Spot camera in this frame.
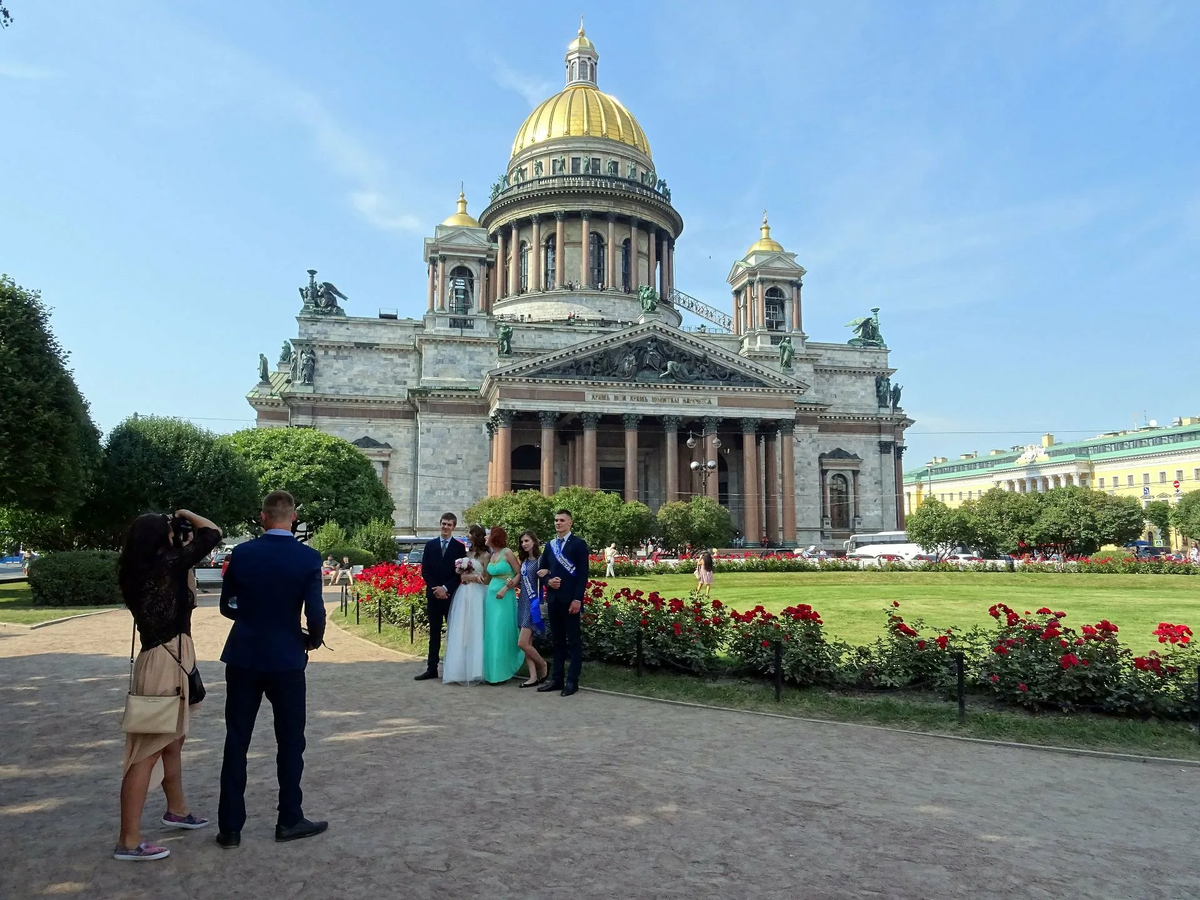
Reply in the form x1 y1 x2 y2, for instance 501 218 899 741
170 515 194 548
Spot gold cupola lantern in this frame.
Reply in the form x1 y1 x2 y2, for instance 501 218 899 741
441 188 480 227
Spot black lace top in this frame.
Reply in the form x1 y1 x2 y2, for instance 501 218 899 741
128 526 221 651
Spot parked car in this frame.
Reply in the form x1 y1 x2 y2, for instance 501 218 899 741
403 547 424 566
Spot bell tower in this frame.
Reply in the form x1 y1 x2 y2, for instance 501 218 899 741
565 19 598 86
727 211 807 352
423 188 495 321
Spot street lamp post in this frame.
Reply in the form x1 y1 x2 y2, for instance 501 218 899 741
686 431 721 491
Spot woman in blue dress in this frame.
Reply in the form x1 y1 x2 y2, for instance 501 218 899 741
509 531 548 688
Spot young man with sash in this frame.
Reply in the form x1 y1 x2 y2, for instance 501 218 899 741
536 509 590 696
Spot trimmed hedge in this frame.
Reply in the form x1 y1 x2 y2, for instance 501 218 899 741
27 550 121 607
323 546 378 568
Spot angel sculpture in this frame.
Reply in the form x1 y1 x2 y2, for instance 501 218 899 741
299 269 348 315
846 308 886 348
637 284 659 313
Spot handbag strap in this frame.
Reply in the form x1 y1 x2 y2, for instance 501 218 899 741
128 619 185 697
128 619 137 692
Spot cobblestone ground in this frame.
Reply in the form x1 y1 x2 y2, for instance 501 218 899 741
1 594 1198 899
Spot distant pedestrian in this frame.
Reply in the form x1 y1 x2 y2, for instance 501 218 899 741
695 550 714 599
604 543 617 578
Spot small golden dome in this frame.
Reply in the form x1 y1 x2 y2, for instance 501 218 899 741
747 211 784 254
441 190 480 227
511 84 651 158
567 21 595 54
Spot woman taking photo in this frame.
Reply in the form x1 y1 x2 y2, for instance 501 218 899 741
509 530 548 688
114 509 221 862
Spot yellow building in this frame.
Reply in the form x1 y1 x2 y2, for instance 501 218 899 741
903 417 1200 546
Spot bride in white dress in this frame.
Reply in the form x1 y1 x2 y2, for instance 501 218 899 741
442 524 491 685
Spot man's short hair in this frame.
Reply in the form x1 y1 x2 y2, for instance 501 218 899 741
440 512 458 525
554 509 573 520
262 490 296 524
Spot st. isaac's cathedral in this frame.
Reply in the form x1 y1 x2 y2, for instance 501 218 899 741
248 26 912 548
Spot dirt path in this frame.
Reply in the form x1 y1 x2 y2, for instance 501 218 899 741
1 592 1197 899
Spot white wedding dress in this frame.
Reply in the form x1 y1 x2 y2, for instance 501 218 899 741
442 567 486 685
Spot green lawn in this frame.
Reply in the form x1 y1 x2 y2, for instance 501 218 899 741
0 581 121 625
604 572 1200 654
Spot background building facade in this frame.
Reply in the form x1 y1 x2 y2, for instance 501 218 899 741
248 28 911 547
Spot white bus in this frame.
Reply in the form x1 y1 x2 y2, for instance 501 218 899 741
844 531 924 560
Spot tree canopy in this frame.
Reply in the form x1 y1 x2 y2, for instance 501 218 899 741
1170 491 1200 544
220 427 394 531
655 496 733 553
0 275 101 516
464 487 659 551
905 498 967 560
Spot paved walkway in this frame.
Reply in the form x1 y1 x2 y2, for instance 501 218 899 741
1 594 1197 899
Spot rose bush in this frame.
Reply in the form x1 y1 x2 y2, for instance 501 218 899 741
354 562 426 628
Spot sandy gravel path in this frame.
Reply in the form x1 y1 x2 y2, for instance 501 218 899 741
0 592 1196 899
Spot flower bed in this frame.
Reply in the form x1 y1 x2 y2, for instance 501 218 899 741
353 562 427 628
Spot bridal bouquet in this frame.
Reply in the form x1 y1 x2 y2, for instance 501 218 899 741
454 557 476 574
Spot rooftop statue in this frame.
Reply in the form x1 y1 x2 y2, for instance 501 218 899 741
299 269 348 316
637 284 659 313
890 383 903 412
778 336 794 370
279 340 294 366
497 323 513 356
298 348 316 386
258 353 269 383
846 307 886 348
875 373 891 407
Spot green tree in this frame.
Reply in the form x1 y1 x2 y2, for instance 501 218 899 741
1143 500 1172 547
1030 489 1099 557
463 490 554 539
309 522 347 556
687 496 733 551
1091 491 1146 549
966 488 1040 555
656 501 691 553
353 518 399 562
612 500 656 551
221 427 394 531
905 498 970 560
1171 490 1200 543
79 416 260 547
0 275 101 516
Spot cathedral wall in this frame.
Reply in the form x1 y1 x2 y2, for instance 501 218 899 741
419 337 499 385
306 415 418 531
415 412 489 530
308 346 420 397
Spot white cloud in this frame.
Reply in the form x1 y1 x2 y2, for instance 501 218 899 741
491 57 553 108
351 191 422 233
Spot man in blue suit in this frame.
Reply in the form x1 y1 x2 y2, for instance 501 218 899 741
216 490 328 848
536 508 591 696
415 512 467 680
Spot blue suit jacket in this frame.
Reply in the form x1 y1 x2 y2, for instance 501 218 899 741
538 533 591 604
220 533 326 672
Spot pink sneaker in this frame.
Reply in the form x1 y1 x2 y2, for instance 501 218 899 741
161 811 209 829
113 841 170 861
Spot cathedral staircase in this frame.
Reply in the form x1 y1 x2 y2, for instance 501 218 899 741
669 288 732 332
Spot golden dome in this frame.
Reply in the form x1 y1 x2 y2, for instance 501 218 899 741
441 190 480 227
748 211 784 254
567 22 595 54
511 84 651 159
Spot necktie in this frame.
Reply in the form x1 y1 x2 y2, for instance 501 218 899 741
441 540 448 554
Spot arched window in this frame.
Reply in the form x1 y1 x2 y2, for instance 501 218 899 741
830 474 851 530
765 286 786 331
448 265 474 313
589 232 606 289
544 235 556 290
621 238 631 291
570 61 578 81
518 242 529 292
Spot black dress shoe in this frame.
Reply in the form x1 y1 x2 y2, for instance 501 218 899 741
413 670 438 681
216 831 240 849
536 680 564 693
275 818 329 843
561 682 579 697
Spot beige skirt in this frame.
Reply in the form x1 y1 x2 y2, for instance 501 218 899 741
122 635 197 774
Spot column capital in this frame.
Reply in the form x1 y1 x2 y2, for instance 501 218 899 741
896 444 907 457
530 213 542 224
702 415 721 434
485 420 496 438
629 217 640 228
579 208 593 219
495 409 516 427
741 418 760 435
554 210 567 221
661 415 683 431
879 440 895 455
622 413 643 430
778 420 795 436
606 212 618 223
580 412 602 429
538 410 559 428
646 223 657 235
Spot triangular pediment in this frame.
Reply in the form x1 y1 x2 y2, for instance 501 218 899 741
426 227 491 251
488 321 809 392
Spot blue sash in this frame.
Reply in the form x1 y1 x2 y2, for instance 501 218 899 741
551 536 576 576
522 560 544 631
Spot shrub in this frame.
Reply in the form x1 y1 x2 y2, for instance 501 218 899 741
310 523 347 556
353 519 399 563
727 602 842 686
323 546 377 568
354 562 426 628
27 550 121 607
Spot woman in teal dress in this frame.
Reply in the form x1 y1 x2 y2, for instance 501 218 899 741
483 526 524 684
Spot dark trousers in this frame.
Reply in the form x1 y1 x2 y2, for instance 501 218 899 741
218 665 307 833
425 593 451 673
546 595 582 684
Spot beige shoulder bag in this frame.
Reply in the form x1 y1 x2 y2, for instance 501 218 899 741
120 621 183 734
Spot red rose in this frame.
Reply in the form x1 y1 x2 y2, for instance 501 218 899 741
1018 683 1028 692
761 640 770 648
639 618 649 627
917 640 926 650
990 674 999 683
614 619 622 626
672 623 682 636
935 635 949 650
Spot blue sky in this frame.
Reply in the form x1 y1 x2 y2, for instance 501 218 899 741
2 0 1198 469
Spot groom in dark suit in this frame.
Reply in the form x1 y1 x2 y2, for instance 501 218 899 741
537 508 591 696
415 512 467 680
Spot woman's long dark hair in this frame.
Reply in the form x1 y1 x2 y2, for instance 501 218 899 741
117 513 171 608
468 524 488 556
701 551 713 571
518 530 541 563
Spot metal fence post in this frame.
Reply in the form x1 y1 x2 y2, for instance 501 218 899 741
1196 665 1200 742
636 630 644 678
409 605 415 644
355 592 360 625
774 640 783 702
377 593 383 634
956 652 966 723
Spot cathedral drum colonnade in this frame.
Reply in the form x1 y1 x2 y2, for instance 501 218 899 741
247 26 911 550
